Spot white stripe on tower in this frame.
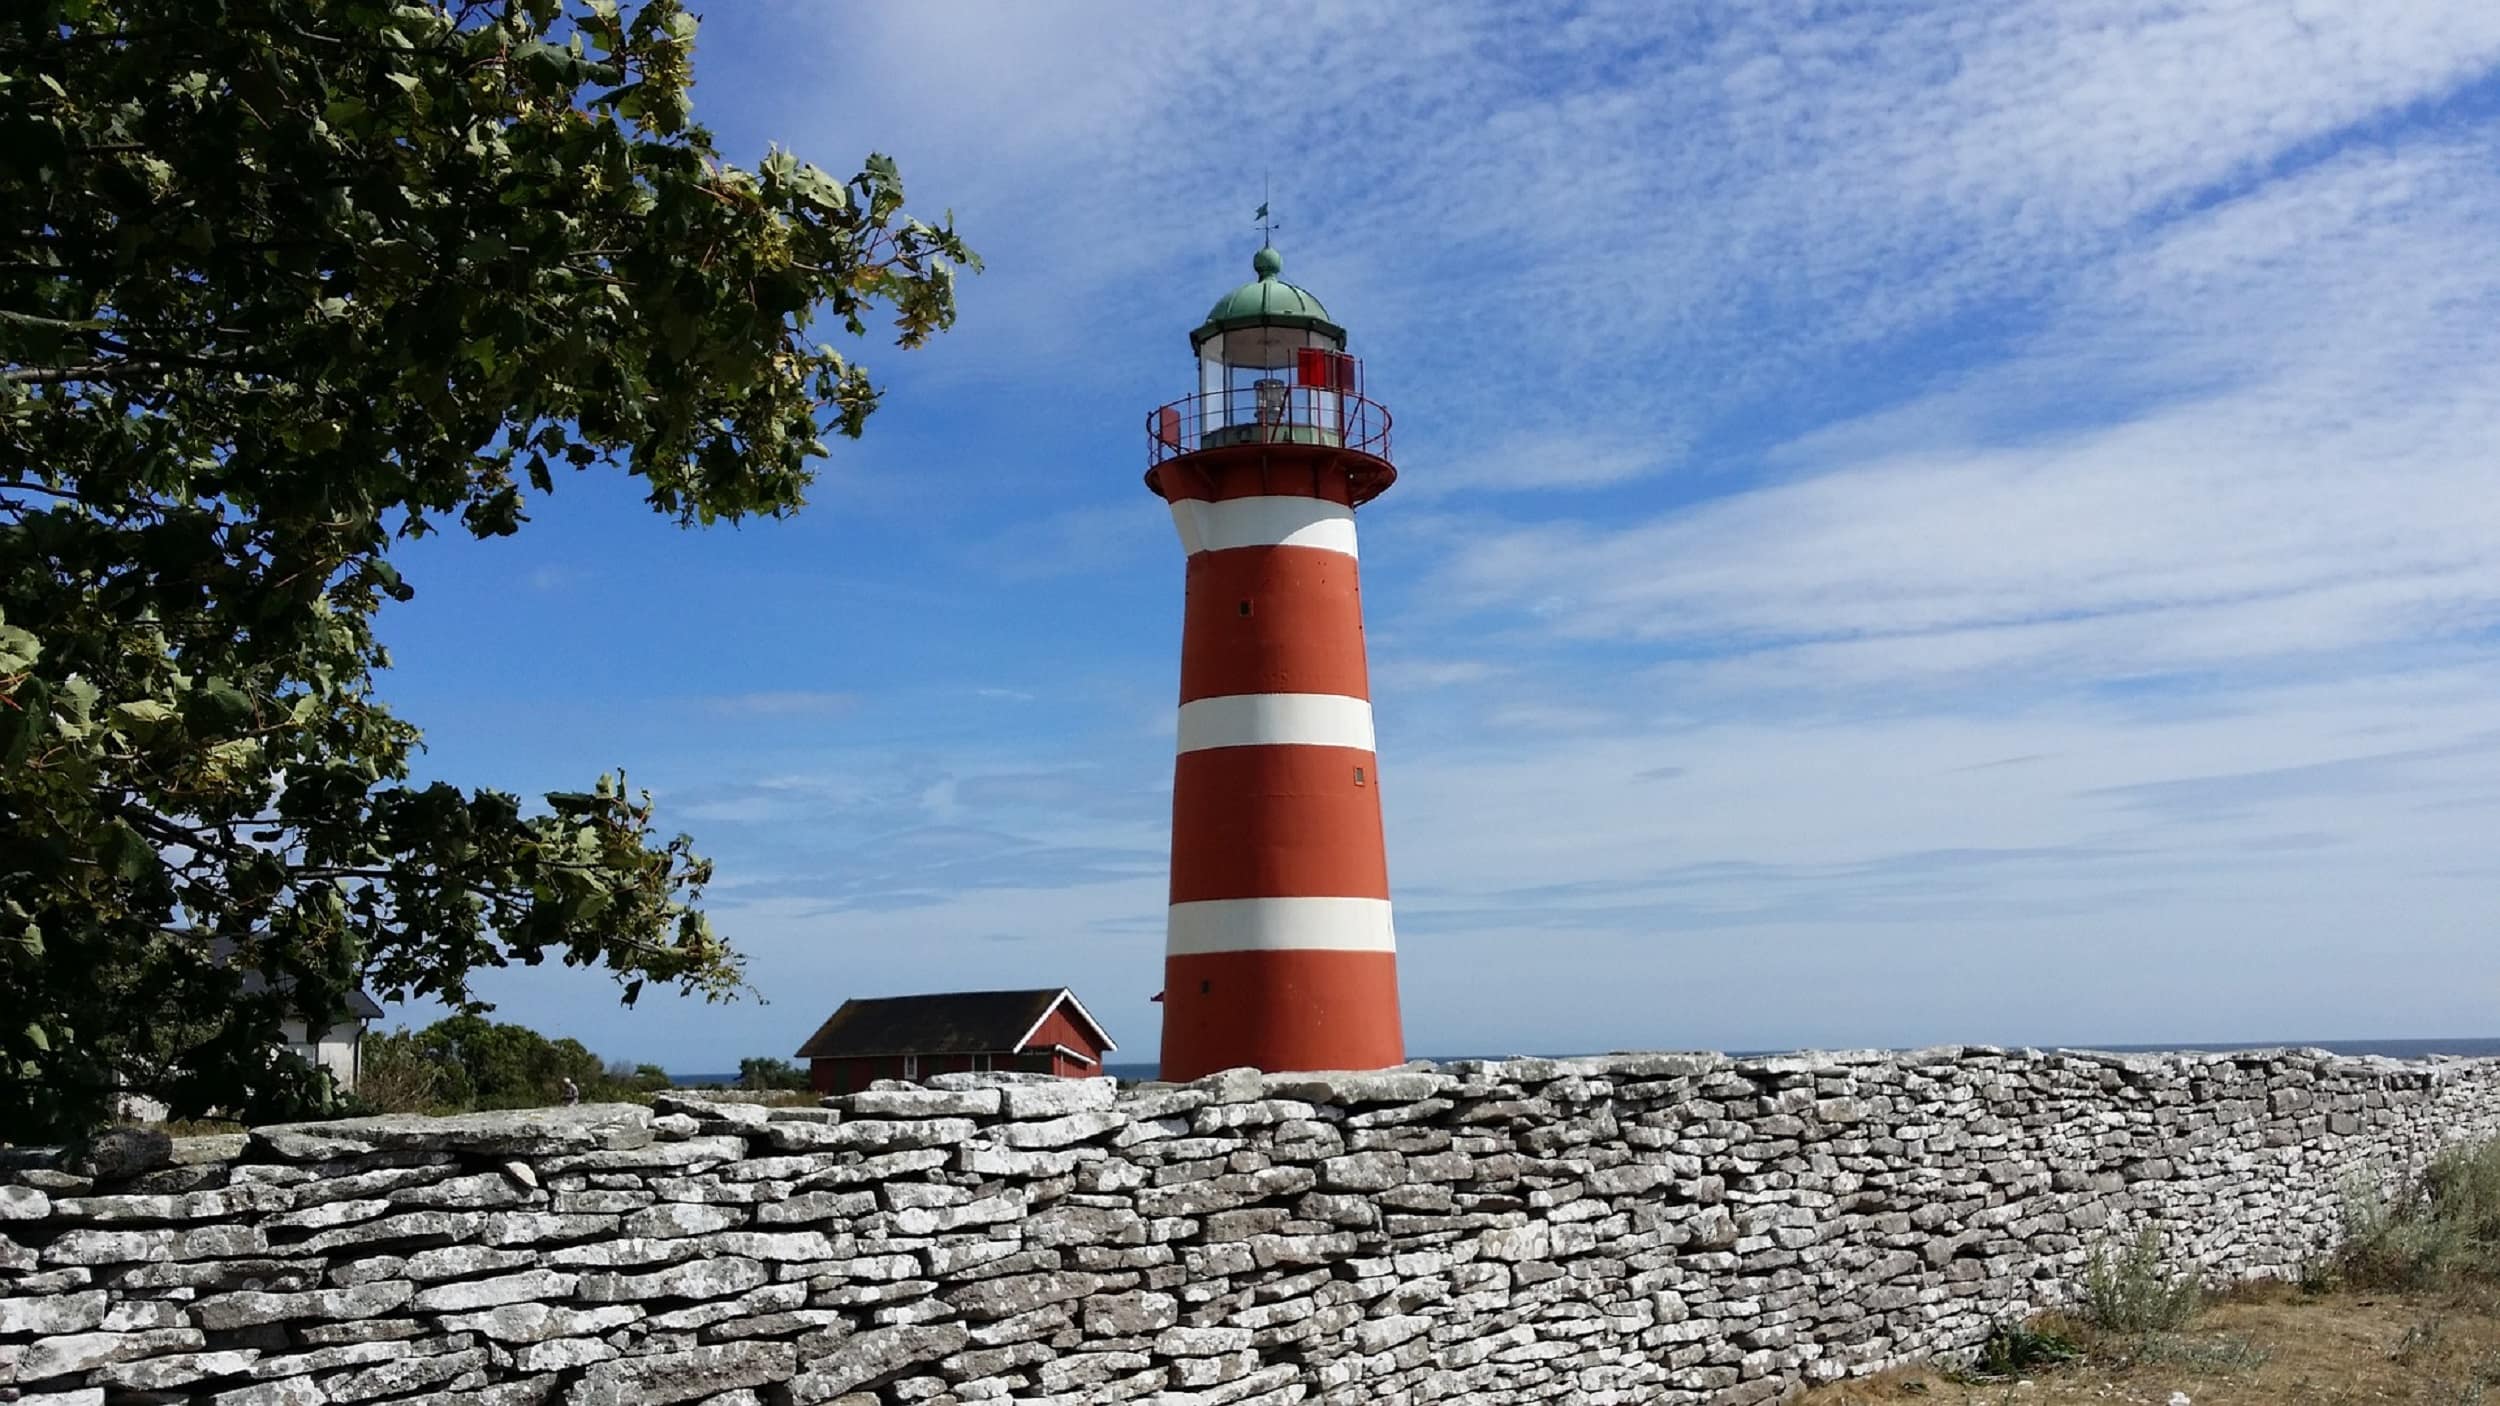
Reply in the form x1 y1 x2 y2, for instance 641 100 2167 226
1175 693 1375 754
1166 896 1397 956
1168 495 1358 559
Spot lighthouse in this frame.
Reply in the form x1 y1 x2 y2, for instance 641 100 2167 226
1146 245 1405 1081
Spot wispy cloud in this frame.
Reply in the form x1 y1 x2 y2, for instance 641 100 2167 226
1425 138 2500 694
782 0 2500 427
1400 429 1684 499
700 691 860 718
973 504 1165 582
1372 657 1501 692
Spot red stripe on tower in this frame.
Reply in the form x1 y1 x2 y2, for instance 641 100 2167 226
1143 242 1404 1081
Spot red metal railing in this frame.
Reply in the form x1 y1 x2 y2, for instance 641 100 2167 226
1147 386 1393 468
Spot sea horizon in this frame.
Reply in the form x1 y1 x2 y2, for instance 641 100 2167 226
671 1035 2500 1087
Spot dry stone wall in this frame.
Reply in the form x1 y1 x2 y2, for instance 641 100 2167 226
5 1047 2498 1406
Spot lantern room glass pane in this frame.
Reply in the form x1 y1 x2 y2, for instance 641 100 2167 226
1198 348 1227 432
1193 323 1353 450
1213 322 1344 371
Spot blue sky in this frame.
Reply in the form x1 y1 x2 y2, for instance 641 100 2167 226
379 1 2500 1071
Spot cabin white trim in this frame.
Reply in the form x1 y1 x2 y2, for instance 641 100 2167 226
1010 987 1120 1057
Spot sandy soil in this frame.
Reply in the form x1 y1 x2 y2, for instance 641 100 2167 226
1800 1287 2500 1406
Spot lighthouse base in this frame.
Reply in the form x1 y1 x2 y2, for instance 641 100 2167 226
1159 948 1404 1081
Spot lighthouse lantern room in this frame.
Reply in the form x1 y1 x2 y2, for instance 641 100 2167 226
1145 246 1405 1081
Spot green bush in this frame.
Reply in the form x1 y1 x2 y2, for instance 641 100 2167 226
355 1028 467 1116
354 1018 663 1115
2340 1137 2500 1289
1969 1321 2083 1378
738 1057 810 1093
2081 1225 2203 1334
609 1060 676 1096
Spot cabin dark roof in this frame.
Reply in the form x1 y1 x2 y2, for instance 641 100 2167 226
206 936 386 1021
794 988 1111 1060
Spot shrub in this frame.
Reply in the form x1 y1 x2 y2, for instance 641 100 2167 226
607 1060 676 1096
739 1057 811 1093
356 1027 466 1115
354 1018 664 1115
1969 1321 2083 1378
2340 1137 2500 1289
2081 1225 2203 1334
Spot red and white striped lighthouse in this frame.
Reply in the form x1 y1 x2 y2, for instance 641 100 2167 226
1145 245 1404 1080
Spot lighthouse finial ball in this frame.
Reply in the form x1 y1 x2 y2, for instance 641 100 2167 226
1252 245 1283 279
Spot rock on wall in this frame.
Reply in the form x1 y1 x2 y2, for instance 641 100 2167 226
4 1048 2497 1406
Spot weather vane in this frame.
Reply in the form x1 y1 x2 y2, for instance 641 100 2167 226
1254 172 1280 247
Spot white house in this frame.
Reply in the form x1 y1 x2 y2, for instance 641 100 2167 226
276 1006 379 1090
212 937 384 1092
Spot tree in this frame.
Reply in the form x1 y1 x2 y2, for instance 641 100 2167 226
0 0 977 1140
737 1055 809 1093
355 1025 463 1115
356 1018 672 1113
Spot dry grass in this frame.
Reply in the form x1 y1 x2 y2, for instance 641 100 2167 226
1802 1285 2500 1406
128 1117 247 1139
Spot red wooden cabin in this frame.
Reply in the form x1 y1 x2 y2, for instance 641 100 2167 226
793 987 1117 1095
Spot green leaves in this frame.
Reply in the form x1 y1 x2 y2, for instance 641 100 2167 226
184 679 254 732
0 0 970 1139
112 699 177 728
95 822 154 881
0 615 40 675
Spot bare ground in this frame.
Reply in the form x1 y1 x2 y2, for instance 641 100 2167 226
1801 1286 2500 1406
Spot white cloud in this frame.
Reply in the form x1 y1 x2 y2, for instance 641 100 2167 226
1371 657 1502 692
1424 136 2500 691
700 691 859 718
781 0 2500 426
1398 428 1685 498
973 503 1166 582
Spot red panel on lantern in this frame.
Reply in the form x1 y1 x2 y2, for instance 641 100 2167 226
1296 347 1330 387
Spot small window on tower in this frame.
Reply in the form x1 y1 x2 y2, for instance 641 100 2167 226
1200 980 1211 995
1237 599 1253 617
1353 765 1367 786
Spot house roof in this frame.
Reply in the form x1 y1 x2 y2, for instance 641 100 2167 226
206 936 386 1021
794 987 1115 1061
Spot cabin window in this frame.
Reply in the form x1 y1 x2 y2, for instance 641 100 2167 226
901 1054 920 1081
973 1053 991 1073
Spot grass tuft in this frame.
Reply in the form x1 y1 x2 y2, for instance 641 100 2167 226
1965 1320 2083 1379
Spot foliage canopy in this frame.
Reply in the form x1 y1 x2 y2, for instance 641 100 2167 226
0 0 976 1139
737 1055 809 1093
357 1016 669 1114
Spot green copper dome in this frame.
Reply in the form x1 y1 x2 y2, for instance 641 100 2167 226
1192 247 1346 352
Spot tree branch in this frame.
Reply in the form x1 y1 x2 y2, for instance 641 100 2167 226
5 361 174 385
